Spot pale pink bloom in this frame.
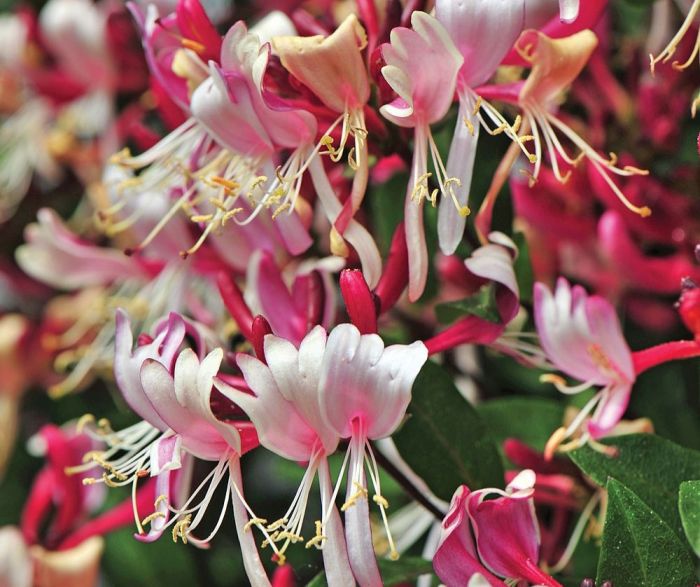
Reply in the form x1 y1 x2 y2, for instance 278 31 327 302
16 208 148 290
434 0 532 255
380 11 464 300
108 19 317 261
534 278 635 441
39 0 115 91
217 324 428 586
84 311 270 585
434 471 559 587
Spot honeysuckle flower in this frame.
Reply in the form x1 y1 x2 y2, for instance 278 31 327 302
534 278 636 447
16 208 149 290
16 208 194 396
77 310 273 584
379 11 464 300
129 0 220 110
273 14 371 228
434 0 534 256
39 0 114 91
434 471 560 587
107 18 328 263
483 30 652 221
217 324 428 586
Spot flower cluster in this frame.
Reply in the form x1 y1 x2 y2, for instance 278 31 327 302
1 0 700 585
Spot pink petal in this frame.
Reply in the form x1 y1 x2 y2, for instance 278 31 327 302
16 209 146 290
319 324 428 439
435 0 525 87
221 355 320 461
433 486 502 587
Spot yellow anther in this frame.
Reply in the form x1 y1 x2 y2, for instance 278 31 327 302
190 214 214 223
244 517 268 532
540 373 567 387
172 515 192 544
305 521 327 549
154 495 168 508
221 208 243 226
76 413 95 433
272 203 291 219
261 531 280 548
341 482 368 511
372 494 390 509
82 477 97 486
266 518 288 532
141 511 167 526
389 549 400 561
544 426 568 461
463 116 475 136
472 96 483 116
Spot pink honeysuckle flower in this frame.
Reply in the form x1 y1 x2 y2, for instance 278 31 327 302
38 0 114 91
80 310 272 586
217 324 429 586
215 327 355 583
379 11 465 300
534 278 637 446
481 29 652 221
16 208 149 290
434 0 534 256
535 277 700 452
434 471 559 587
128 0 220 111
272 14 371 229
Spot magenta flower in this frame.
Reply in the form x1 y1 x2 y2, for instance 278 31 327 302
434 471 560 587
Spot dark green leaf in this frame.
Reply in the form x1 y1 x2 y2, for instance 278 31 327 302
570 434 700 539
679 480 700 557
435 283 501 325
393 361 504 501
478 397 565 454
306 557 433 587
511 232 534 304
597 479 696 587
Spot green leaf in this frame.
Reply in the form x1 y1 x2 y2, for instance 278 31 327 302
511 232 534 304
435 283 501 324
478 397 565 455
570 434 700 539
597 479 696 587
393 361 504 501
306 557 434 587
679 480 700 557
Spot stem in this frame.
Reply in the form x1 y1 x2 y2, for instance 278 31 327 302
370 442 444 520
